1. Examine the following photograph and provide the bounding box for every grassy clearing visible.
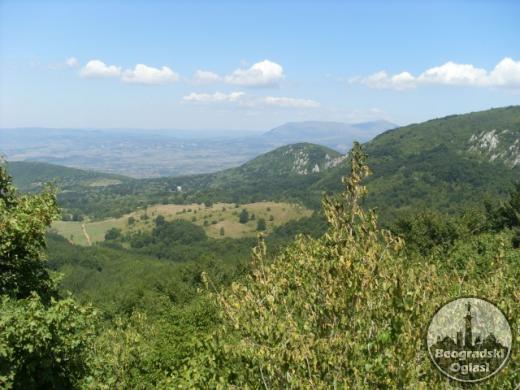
[87,178,123,187]
[51,201,312,245]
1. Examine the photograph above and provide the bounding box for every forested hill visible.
[4,160,131,192]
[316,105,520,219]
[220,143,344,176]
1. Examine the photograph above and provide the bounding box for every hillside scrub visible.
[170,143,519,388]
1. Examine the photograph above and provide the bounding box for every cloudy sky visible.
[1,1,519,131]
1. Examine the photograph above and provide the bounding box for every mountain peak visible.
[236,143,344,176]
[262,120,396,152]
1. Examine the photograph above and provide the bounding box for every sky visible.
[1,0,519,131]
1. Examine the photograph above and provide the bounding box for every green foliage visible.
[238,209,249,224]
[104,227,121,241]
[0,166,58,300]
[155,214,165,226]
[85,312,157,389]
[194,143,415,387]
[392,207,491,256]
[5,160,129,193]
[45,231,253,317]
[0,295,98,389]
[176,143,520,388]
[71,213,84,222]
[486,181,520,230]
[152,219,206,245]
[393,211,458,256]
[256,218,266,231]
[0,166,99,389]
[512,228,520,248]
[5,126,520,388]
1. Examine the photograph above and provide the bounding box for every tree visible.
[238,209,249,224]
[256,218,266,231]
[105,227,122,241]
[153,220,207,244]
[393,210,459,256]
[488,181,520,230]
[0,167,58,300]
[512,228,520,248]
[0,166,98,388]
[72,213,83,222]
[155,214,166,226]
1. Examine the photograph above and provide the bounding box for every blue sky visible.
[1,0,519,131]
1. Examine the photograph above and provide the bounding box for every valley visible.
[0,120,393,178]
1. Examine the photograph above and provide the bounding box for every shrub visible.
[256,218,266,231]
[239,209,249,224]
[104,228,122,241]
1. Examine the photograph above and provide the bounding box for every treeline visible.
[390,181,520,257]
[57,172,324,220]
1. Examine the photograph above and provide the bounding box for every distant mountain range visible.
[0,120,395,178]
[262,120,396,151]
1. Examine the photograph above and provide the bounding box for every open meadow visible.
[51,201,312,245]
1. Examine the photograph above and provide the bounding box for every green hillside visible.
[4,160,131,192]
[316,106,520,220]
[214,142,343,177]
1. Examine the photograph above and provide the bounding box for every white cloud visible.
[79,60,180,84]
[362,71,415,90]
[224,59,284,87]
[359,57,520,90]
[193,70,221,84]
[182,91,319,109]
[80,60,122,78]
[77,58,288,88]
[182,91,246,103]
[262,96,320,108]
[121,64,180,84]
[417,62,487,86]
[488,57,520,88]
[66,57,79,68]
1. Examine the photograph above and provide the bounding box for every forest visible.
[1,141,519,388]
